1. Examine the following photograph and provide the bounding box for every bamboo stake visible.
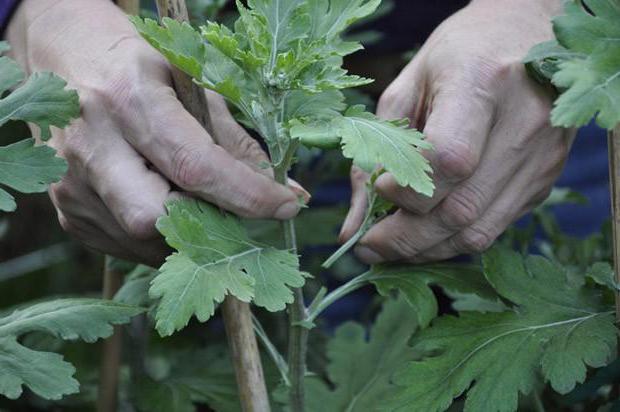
[608,125,620,321]
[97,257,124,412]
[154,2,271,411]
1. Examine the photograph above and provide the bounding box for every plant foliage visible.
[151,200,308,336]
[387,247,618,412]
[0,42,79,212]
[524,0,620,129]
[0,299,143,400]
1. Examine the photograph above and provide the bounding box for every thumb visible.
[339,166,370,243]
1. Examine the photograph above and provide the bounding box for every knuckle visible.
[170,144,211,189]
[437,187,484,229]
[50,181,74,205]
[367,227,420,260]
[233,135,265,163]
[432,142,478,181]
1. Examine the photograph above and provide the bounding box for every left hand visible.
[340,0,575,264]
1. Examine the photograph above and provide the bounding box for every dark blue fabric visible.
[541,123,610,236]
[0,0,20,35]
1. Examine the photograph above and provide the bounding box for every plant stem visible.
[97,256,124,412]
[532,392,546,412]
[322,218,368,269]
[274,166,308,412]
[305,271,372,327]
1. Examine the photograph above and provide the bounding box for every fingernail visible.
[275,201,300,220]
[288,180,311,204]
[355,246,385,264]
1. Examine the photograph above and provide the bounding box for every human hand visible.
[7,0,305,266]
[340,0,575,264]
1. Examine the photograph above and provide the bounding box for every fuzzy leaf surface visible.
[0,59,79,139]
[387,247,618,412]
[336,106,434,196]
[0,299,143,400]
[0,139,67,212]
[540,0,620,129]
[152,199,308,336]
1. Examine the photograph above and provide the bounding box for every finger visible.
[50,173,170,266]
[355,107,564,264]
[376,58,426,124]
[339,166,370,243]
[414,143,567,263]
[207,91,270,172]
[375,85,495,215]
[120,88,300,220]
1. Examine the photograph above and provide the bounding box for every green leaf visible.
[308,0,381,41]
[0,69,79,140]
[0,56,24,95]
[284,89,346,121]
[0,138,68,212]
[0,299,144,400]
[247,0,308,55]
[131,17,207,79]
[366,263,498,328]
[587,262,620,291]
[523,40,583,85]
[540,0,620,129]
[151,199,309,336]
[387,247,618,412]
[134,377,195,412]
[312,296,418,412]
[335,106,434,196]
[0,41,9,54]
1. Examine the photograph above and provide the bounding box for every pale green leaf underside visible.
[337,106,434,196]
[0,67,79,139]
[152,199,308,336]
[0,138,67,212]
[0,337,78,400]
[0,299,143,400]
[386,247,617,412]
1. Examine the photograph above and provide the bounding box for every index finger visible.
[117,86,301,220]
[376,85,495,214]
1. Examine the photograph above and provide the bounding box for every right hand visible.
[7,0,305,266]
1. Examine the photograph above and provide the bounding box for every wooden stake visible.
[97,257,124,412]
[97,5,141,412]
[154,2,271,411]
[608,125,620,321]
[116,0,140,15]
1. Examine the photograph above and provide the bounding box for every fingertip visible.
[288,179,311,204]
[274,200,301,220]
[354,245,385,265]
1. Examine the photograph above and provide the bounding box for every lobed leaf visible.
[0,299,144,400]
[525,0,620,129]
[386,247,618,412]
[336,106,434,196]
[0,139,68,212]
[151,199,309,336]
[366,263,498,328]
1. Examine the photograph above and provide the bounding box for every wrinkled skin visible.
[7,0,307,266]
[341,0,575,264]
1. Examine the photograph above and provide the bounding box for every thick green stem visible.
[274,166,308,412]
